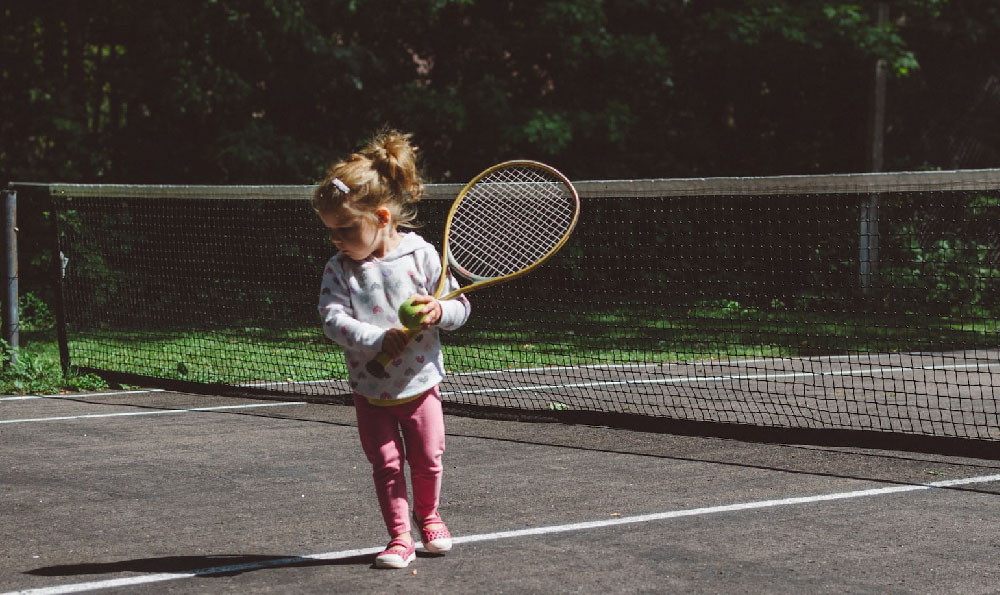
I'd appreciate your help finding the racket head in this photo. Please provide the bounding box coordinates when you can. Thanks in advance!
[439,160,580,295]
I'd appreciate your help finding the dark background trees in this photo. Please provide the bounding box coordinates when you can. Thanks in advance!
[3,0,999,386]
[4,0,998,185]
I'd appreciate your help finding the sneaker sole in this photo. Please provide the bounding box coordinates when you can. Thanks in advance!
[375,552,416,569]
[423,539,453,554]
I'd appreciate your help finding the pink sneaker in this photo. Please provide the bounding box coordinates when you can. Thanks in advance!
[375,537,416,569]
[415,512,452,554]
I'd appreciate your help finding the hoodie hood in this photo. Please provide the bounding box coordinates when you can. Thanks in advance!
[378,231,435,263]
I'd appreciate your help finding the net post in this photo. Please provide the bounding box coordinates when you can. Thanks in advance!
[2,186,18,367]
[47,191,71,377]
[859,194,880,294]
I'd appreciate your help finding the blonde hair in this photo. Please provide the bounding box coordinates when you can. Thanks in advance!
[313,129,424,228]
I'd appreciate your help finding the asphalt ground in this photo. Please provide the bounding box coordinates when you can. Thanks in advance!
[3,388,1000,594]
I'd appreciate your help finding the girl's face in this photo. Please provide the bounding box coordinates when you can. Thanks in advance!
[319,207,395,261]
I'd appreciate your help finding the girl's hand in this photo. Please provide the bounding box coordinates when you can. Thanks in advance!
[381,328,410,358]
[407,294,442,328]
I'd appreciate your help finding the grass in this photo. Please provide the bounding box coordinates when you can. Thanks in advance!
[8,303,991,394]
[1,332,108,395]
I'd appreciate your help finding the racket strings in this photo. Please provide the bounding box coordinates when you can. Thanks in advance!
[448,166,577,279]
[457,192,566,264]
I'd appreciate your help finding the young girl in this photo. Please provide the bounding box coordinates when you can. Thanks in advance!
[314,130,470,569]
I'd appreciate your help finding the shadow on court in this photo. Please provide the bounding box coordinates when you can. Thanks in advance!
[3,389,999,594]
[27,553,375,577]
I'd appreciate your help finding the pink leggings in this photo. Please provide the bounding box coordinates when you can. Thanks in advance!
[353,387,445,537]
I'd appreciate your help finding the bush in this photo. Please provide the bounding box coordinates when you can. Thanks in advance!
[0,292,56,332]
[1,340,107,395]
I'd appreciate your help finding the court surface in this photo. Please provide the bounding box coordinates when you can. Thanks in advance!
[3,388,999,594]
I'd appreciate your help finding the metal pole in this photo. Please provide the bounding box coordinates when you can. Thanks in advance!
[3,188,18,366]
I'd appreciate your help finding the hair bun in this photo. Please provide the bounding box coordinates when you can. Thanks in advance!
[313,129,424,228]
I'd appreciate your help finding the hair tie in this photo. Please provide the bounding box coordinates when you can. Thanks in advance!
[331,178,350,194]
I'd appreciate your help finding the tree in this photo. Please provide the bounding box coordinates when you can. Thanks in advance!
[1,0,995,183]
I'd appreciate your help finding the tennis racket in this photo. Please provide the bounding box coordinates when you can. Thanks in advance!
[365,160,580,378]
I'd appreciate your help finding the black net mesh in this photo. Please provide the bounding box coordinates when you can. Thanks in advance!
[49,176,1000,442]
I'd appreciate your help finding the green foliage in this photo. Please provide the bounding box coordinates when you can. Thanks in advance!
[1,339,107,395]
[522,110,574,155]
[5,0,993,185]
[885,233,1000,314]
[0,292,55,332]
[17,292,54,331]
[4,0,1000,345]
[871,191,1000,316]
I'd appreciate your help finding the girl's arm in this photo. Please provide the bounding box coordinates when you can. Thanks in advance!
[318,262,387,353]
[419,249,471,331]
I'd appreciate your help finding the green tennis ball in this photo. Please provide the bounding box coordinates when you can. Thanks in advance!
[398,297,427,330]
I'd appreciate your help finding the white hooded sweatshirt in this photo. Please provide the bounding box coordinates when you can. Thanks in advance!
[318,232,471,401]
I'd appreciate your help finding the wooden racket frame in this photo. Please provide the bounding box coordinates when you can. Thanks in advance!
[365,160,580,378]
[435,159,580,298]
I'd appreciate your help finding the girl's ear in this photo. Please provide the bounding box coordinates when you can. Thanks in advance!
[374,206,392,227]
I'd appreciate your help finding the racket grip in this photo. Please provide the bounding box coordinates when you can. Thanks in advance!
[364,327,419,379]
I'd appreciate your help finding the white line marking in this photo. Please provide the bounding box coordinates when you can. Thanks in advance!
[443,362,1000,397]
[5,473,999,595]
[239,353,1000,395]
[451,473,1000,543]
[0,390,166,402]
[446,351,1000,376]
[8,355,992,400]
[0,402,306,425]
[449,353,878,376]
[233,350,999,387]
[240,379,345,388]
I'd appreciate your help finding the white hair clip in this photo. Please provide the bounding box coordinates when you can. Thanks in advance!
[331,178,350,194]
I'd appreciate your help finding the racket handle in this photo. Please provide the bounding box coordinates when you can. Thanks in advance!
[364,327,419,379]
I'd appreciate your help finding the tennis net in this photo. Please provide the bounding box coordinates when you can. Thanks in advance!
[26,169,1000,449]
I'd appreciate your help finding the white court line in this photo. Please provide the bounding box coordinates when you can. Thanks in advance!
[451,353,882,376]
[0,402,306,425]
[235,351,999,390]
[443,362,1000,397]
[0,390,166,402]
[6,473,999,595]
[453,351,999,376]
